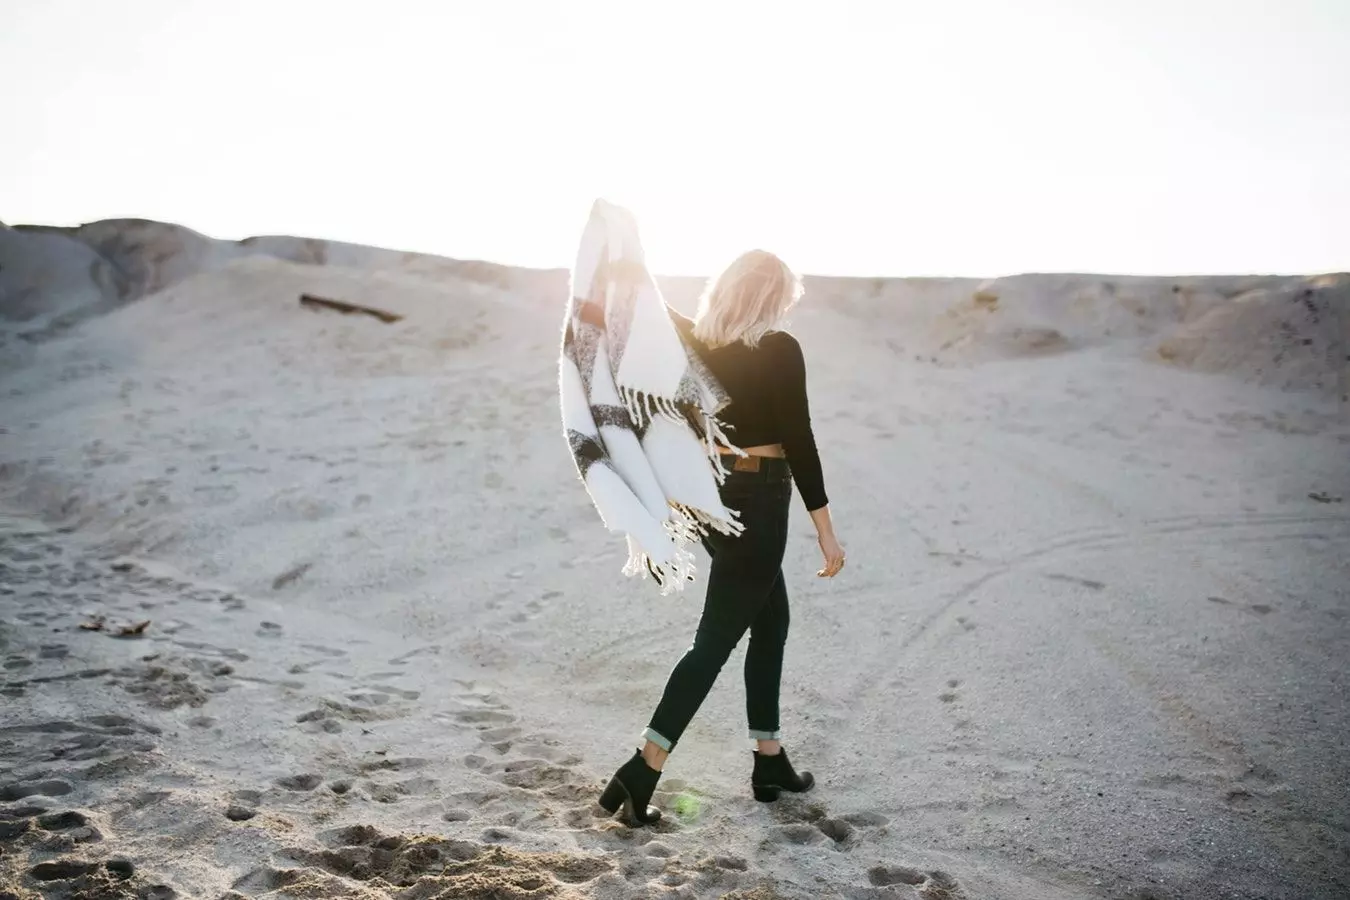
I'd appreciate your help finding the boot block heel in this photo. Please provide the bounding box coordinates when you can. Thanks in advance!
[752,783,781,803]
[598,776,627,814]
[751,748,813,801]
[599,749,664,826]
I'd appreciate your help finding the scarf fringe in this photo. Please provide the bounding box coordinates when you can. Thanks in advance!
[618,384,746,484]
[622,517,699,596]
[673,502,744,537]
[622,548,695,597]
[619,385,689,432]
[621,502,743,594]
[701,413,744,484]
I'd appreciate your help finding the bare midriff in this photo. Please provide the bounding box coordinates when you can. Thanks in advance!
[717,443,785,459]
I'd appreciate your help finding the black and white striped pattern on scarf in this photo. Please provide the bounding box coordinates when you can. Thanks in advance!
[559,200,743,593]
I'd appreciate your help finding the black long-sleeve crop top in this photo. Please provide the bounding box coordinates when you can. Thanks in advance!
[669,309,829,511]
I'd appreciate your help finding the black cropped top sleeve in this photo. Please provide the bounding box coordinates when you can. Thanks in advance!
[668,308,829,512]
[763,332,829,512]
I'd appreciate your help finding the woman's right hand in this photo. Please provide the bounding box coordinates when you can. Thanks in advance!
[816,530,846,578]
[808,505,846,577]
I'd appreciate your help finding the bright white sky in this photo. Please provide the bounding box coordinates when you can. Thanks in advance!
[3,0,1347,276]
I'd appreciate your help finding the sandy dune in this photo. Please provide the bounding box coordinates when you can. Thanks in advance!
[1,220,1348,899]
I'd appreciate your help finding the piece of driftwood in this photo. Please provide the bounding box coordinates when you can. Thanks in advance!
[299,293,403,324]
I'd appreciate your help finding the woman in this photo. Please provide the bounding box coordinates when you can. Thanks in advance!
[597,249,846,827]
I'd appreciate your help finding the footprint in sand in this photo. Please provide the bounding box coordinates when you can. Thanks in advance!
[0,779,74,802]
[0,818,34,841]
[509,597,547,626]
[28,859,100,881]
[0,809,104,853]
[455,709,516,727]
[295,709,343,733]
[274,774,323,791]
[814,818,857,847]
[507,593,550,631]
[363,684,421,701]
[111,659,223,711]
[170,639,248,662]
[867,866,966,898]
[869,865,925,886]
[447,692,530,754]
[358,756,430,774]
[769,823,829,846]
[225,805,257,822]
[387,645,440,666]
[842,810,890,828]
[231,789,262,806]
[765,800,866,850]
[300,643,347,658]
[492,758,595,803]
[937,676,964,705]
[479,725,523,744]
[365,777,438,804]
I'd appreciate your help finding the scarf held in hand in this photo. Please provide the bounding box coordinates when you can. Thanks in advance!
[559,199,744,592]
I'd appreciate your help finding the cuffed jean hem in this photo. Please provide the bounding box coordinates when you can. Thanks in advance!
[748,729,782,741]
[641,727,674,752]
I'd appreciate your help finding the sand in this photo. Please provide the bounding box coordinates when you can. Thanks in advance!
[1,220,1348,900]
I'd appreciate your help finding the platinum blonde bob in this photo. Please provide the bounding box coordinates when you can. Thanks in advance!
[692,249,803,349]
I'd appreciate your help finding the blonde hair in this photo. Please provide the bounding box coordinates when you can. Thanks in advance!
[692,250,803,349]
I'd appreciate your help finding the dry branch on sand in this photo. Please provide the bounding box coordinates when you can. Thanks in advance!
[299,293,403,324]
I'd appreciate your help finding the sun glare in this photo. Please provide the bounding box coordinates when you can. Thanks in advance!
[1,1,1347,276]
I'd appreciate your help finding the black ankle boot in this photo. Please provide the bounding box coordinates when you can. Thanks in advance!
[598,750,663,826]
[751,748,814,802]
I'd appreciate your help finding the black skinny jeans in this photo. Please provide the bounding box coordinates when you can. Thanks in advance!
[644,457,793,750]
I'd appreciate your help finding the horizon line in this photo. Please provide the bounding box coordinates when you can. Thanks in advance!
[8,215,1346,283]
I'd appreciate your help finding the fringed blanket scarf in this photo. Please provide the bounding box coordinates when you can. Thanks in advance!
[558,199,743,593]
